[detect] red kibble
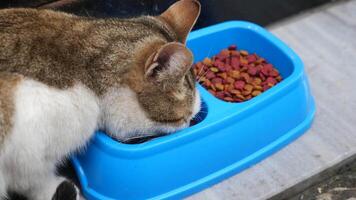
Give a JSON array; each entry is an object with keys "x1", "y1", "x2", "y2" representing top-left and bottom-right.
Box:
[
  {"x1": 195, "y1": 62, "x2": 203, "y2": 69},
  {"x1": 234, "y1": 80, "x2": 245, "y2": 90},
  {"x1": 217, "y1": 64, "x2": 226, "y2": 72},
  {"x1": 228, "y1": 45, "x2": 237, "y2": 50},
  {"x1": 225, "y1": 64, "x2": 233, "y2": 72},
  {"x1": 266, "y1": 77, "x2": 277, "y2": 85},
  {"x1": 231, "y1": 50, "x2": 240, "y2": 57},
  {"x1": 247, "y1": 55, "x2": 257, "y2": 63},
  {"x1": 217, "y1": 49, "x2": 230, "y2": 60},
  {"x1": 211, "y1": 77, "x2": 223, "y2": 84},
  {"x1": 269, "y1": 69, "x2": 279, "y2": 77},
  {"x1": 263, "y1": 84, "x2": 271, "y2": 91},
  {"x1": 264, "y1": 64, "x2": 273, "y2": 71},
  {"x1": 261, "y1": 67, "x2": 270, "y2": 76},
  {"x1": 259, "y1": 72, "x2": 266, "y2": 81},
  {"x1": 206, "y1": 71, "x2": 216, "y2": 79},
  {"x1": 213, "y1": 59, "x2": 224, "y2": 67},
  {"x1": 231, "y1": 57, "x2": 240, "y2": 69},
  {"x1": 224, "y1": 91, "x2": 233, "y2": 97},
  {"x1": 225, "y1": 57, "x2": 231, "y2": 65},
  {"x1": 215, "y1": 91, "x2": 225, "y2": 99},
  {"x1": 247, "y1": 66, "x2": 258, "y2": 76}
]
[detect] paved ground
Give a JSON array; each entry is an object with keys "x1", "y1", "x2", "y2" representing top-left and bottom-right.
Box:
[{"x1": 290, "y1": 159, "x2": 356, "y2": 200}]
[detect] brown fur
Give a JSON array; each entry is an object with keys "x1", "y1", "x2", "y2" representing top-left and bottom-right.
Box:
[
  {"x1": 0, "y1": 73, "x2": 22, "y2": 145},
  {"x1": 0, "y1": 0, "x2": 200, "y2": 129}
]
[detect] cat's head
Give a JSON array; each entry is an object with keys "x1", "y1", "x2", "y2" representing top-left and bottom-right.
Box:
[{"x1": 102, "y1": 0, "x2": 202, "y2": 142}]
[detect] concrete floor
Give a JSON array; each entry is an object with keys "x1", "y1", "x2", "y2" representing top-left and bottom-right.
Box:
[{"x1": 290, "y1": 157, "x2": 356, "y2": 200}]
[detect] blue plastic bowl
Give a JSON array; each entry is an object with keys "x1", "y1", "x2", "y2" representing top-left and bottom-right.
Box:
[{"x1": 72, "y1": 21, "x2": 316, "y2": 200}]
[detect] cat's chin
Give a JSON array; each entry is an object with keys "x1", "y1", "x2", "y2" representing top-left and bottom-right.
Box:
[
  {"x1": 157, "y1": 121, "x2": 190, "y2": 134},
  {"x1": 110, "y1": 121, "x2": 190, "y2": 144}
]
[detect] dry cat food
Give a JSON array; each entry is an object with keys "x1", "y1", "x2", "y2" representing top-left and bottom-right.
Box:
[{"x1": 194, "y1": 45, "x2": 283, "y2": 102}]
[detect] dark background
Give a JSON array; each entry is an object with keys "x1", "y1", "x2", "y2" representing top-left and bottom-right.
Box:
[
  {"x1": 0, "y1": 0, "x2": 334, "y2": 199},
  {"x1": 0, "y1": 0, "x2": 335, "y2": 28}
]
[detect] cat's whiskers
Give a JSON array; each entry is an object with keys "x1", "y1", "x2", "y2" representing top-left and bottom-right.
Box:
[
  {"x1": 196, "y1": 70, "x2": 208, "y2": 83},
  {"x1": 195, "y1": 63, "x2": 205, "y2": 78},
  {"x1": 194, "y1": 45, "x2": 215, "y2": 84}
]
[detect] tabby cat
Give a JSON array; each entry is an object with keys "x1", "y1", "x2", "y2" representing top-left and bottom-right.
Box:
[{"x1": 0, "y1": 0, "x2": 201, "y2": 199}]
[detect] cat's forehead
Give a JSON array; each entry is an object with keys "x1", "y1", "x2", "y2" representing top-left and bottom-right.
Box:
[{"x1": 130, "y1": 16, "x2": 178, "y2": 42}]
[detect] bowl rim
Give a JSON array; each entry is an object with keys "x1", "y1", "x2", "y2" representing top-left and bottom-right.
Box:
[{"x1": 88, "y1": 20, "x2": 305, "y2": 157}]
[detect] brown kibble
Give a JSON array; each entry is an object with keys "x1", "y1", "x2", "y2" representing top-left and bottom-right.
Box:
[
  {"x1": 226, "y1": 77, "x2": 235, "y2": 84},
  {"x1": 228, "y1": 70, "x2": 240, "y2": 79},
  {"x1": 230, "y1": 89, "x2": 241, "y2": 95},
  {"x1": 253, "y1": 77, "x2": 262, "y2": 85},
  {"x1": 208, "y1": 89, "x2": 216, "y2": 96},
  {"x1": 244, "y1": 84, "x2": 254, "y2": 92},
  {"x1": 236, "y1": 94, "x2": 245, "y2": 100},
  {"x1": 203, "y1": 57, "x2": 212, "y2": 66},
  {"x1": 276, "y1": 75, "x2": 282, "y2": 81},
  {"x1": 253, "y1": 85, "x2": 263, "y2": 91},
  {"x1": 242, "y1": 90, "x2": 252, "y2": 96},
  {"x1": 245, "y1": 95, "x2": 252, "y2": 100},
  {"x1": 215, "y1": 83, "x2": 224, "y2": 91},
  {"x1": 220, "y1": 49, "x2": 230, "y2": 57},
  {"x1": 240, "y1": 72, "x2": 250, "y2": 82},
  {"x1": 240, "y1": 50, "x2": 248, "y2": 56},
  {"x1": 252, "y1": 90, "x2": 262, "y2": 97},
  {"x1": 217, "y1": 72, "x2": 227, "y2": 80},
  {"x1": 210, "y1": 67, "x2": 219, "y2": 72},
  {"x1": 203, "y1": 79, "x2": 212, "y2": 87},
  {"x1": 198, "y1": 76, "x2": 206, "y2": 82},
  {"x1": 210, "y1": 84, "x2": 216, "y2": 91},
  {"x1": 224, "y1": 97, "x2": 234, "y2": 102},
  {"x1": 225, "y1": 84, "x2": 235, "y2": 92},
  {"x1": 255, "y1": 58, "x2": 265, "y2": 64},
  {"x1": 240, "y1": 57, "x2": 248, "y2": 65}
]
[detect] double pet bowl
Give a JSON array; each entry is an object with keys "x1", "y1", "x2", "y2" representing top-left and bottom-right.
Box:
[{"x1": 72, "y1": 21, "x2": 316, "y2": 200}]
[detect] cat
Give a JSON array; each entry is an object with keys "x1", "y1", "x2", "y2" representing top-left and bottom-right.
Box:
[{"x1": 0, "y1": 0, "x2": 201, "y2": 199}]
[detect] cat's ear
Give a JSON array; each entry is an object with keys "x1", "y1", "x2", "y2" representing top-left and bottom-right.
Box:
[
  {"x1": 145, "y1": 42, "x2": 193, "y2": 85},
  {"x1": 158, "y1": 0, "x2": 201, "y2": 43}
]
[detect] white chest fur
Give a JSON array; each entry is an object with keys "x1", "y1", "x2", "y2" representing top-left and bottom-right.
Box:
[{"x1": 0, "y1": 79, "x2": 99, "y2": 198}]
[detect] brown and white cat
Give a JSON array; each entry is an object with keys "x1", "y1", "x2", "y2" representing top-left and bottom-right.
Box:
[{"x1": 0, "y1": 0, "x2": 201, "y2": 199}]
